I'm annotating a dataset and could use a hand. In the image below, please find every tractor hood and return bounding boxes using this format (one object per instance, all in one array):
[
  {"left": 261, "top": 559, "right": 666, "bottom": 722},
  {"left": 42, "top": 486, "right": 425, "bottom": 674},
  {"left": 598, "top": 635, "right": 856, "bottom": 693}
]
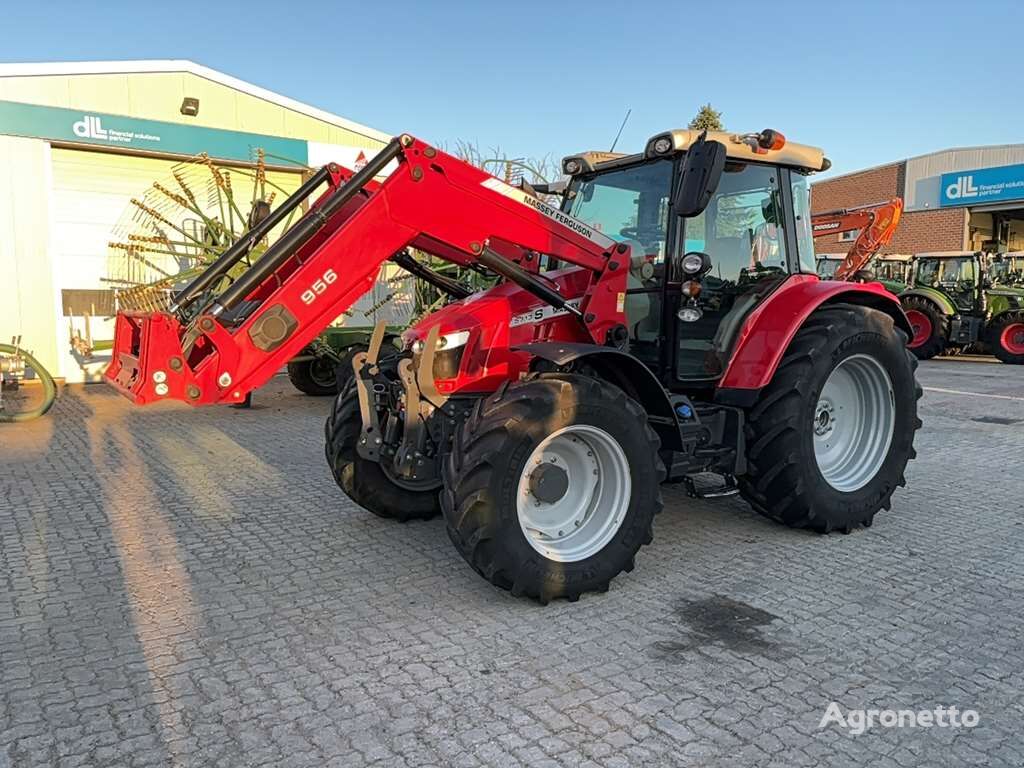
[
  {"left": 403, "top": 266, "right": 592, "bottom": 347},
  {"left": 400, "top": 266, "right": 595, "bottom": 392}
]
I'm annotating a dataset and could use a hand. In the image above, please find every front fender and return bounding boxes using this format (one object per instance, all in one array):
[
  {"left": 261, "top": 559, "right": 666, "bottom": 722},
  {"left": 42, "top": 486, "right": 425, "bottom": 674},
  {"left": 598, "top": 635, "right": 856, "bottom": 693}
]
[
  {"left": 515, "top": 341, "right": 682, "bottom": 448},
  {"left": 718, "top": 275, "right": 911, "bottom": 391},
  {"left": 900, "top": 286, "right": 958, "bottom": 316}
]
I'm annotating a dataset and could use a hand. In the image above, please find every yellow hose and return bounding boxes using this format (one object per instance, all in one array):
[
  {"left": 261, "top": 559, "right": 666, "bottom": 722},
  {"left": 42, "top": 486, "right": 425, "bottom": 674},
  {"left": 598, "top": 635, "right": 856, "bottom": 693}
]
[{"left": 0, "top": 343, "right": 56, "bottom": 422}]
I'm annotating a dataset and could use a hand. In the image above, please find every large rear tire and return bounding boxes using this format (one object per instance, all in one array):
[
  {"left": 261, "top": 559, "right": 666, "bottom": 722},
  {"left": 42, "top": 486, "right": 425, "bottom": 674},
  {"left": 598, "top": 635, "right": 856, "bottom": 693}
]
[
  {"left": 989, "top": 311, "right": 1024, "bottom": 365},
  {"left": 441, "top": 374, "right": 664, "bottom": 603},
  {"left": 324, "top": 380, "right": 441, "bottom": 521},
  {"left": 738, "top": 304, "right": 921, "bottom": 533},
  {"left": 901, "top": 296, "right": 948, "bottom": 360}
]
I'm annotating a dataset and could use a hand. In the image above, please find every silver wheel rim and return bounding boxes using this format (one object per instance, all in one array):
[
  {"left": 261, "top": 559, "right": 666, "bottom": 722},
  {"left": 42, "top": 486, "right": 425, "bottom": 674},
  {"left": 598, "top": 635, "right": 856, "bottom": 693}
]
[
  {"left": 813, "top": 354, "right": 896, "bottom": 492},
  {"left": 516, "top": 425, "right": 631, "bottom": 562}
]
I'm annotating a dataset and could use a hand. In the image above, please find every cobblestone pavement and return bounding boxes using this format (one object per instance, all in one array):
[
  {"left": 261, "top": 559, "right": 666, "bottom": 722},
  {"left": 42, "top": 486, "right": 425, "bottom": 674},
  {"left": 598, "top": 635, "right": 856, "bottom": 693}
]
[{"left": 2, "top": 358, "right": 1022, "bottom": 767}]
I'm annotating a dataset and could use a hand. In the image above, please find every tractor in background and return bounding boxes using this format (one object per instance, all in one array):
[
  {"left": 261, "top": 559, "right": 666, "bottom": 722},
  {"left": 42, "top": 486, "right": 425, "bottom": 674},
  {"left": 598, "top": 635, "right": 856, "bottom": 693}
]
[{"left": 903, "top": 251, "right": 1024, "bottom": 364}]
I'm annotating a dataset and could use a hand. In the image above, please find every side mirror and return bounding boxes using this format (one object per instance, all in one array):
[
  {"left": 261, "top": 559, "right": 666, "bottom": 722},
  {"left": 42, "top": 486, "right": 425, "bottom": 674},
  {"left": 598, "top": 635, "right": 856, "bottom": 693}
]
[
  {"left": 673, "top": 132, "right": 727, "bottom": 218},
  {"left": 530, "top": 180, "right": 568, "bottom": 196}
]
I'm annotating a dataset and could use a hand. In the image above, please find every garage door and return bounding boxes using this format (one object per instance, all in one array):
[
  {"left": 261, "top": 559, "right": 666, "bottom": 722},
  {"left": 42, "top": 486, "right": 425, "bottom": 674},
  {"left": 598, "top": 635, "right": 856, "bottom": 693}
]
[{"left": 49, "top": 148, "right": 302, "bottom": 383}]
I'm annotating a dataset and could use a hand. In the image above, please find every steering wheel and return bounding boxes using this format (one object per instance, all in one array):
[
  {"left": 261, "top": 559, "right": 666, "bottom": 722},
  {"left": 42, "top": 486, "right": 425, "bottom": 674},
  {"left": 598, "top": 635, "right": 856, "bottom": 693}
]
[{"left": 618, "top": 225, "right": 662, "bottom": 242}]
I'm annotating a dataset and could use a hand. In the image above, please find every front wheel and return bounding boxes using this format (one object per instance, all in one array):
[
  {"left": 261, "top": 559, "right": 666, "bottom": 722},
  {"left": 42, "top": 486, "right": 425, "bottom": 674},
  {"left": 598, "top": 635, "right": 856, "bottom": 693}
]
[
  {"left": 442, "top": 374, "right": 664, "bottom": 603},
  {"left": 901, "top": 296, "right": 948, "bottom": 360},
  {"left": 738, "top": 304, "right": 922, "bottom": 533},
  {"left": 989, "top": 311, "right": 1024, "bottom": 364},
  {"left": 324, "top": 381, "right": 441, "bottom": 521}
]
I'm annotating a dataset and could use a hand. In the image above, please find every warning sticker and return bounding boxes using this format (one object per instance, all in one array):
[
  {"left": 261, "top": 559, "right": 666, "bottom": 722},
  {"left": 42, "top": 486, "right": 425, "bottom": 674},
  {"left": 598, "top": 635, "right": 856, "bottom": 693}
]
[{"left": 480, "top": 177, "right": 617, "bottom": 250}]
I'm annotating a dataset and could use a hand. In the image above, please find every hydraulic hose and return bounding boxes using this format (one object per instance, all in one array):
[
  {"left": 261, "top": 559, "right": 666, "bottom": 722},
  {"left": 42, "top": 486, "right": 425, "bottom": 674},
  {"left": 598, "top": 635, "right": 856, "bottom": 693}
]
[{"left": 0, "top": 343, "right": 56, "bottom": 422}]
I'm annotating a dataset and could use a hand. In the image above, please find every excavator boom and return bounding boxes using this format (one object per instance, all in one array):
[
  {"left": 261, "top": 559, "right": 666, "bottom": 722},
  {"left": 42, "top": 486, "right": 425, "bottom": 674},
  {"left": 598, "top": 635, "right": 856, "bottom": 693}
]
[
  {"left": 811, "top": 198, "right": 903, "bottom": 281},
  {"left": 105, "top": 135, "right": 628, "bottom": 406}
]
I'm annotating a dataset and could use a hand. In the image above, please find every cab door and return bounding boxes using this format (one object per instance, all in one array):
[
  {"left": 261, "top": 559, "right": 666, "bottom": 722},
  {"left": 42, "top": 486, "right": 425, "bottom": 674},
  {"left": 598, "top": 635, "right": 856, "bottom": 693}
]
[{"left": 668, "top": 162, "right": 795, "bottom": 381}]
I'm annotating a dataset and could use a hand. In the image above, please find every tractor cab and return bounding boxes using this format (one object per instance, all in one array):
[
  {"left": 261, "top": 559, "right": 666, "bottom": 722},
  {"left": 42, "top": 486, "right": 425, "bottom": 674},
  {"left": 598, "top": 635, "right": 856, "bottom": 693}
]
[
  {"left": 990, "top": 252, "right": 1024, "bottom": 286},
  {"left": 910, "top": 251, "right": 984, "bottom": 313},
  {"left": 816, "top": 256, "right": 843, "bottom": 279},
  {"left": 560, "top": 129, "right": 824, "bottom": 383}
]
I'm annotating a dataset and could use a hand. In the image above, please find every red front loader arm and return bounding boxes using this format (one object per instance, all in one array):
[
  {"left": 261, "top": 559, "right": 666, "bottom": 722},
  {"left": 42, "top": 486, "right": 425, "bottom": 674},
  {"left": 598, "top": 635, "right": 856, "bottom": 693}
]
[
  {"left": 811, "top": 198, "right": 903, "bottom": 280},
  {"left": 105, "top": 135, "right": 629, "bottom": 406}
]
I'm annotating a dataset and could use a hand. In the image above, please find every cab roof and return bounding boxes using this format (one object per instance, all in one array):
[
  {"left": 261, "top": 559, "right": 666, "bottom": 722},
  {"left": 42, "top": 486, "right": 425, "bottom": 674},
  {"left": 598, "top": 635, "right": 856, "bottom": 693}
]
[{"left": 564, "top": 129, "right": 828, "bottom": 175}]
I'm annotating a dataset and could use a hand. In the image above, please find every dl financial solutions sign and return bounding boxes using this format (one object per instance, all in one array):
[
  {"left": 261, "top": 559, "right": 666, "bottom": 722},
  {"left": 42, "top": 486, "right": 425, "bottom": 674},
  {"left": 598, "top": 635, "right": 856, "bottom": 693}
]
[
  {"left": 941, "top": 163, "right": 1024, "bottom": 207},
  {"left": 0, "top": 100, "right": 308, "bottom": 166}
]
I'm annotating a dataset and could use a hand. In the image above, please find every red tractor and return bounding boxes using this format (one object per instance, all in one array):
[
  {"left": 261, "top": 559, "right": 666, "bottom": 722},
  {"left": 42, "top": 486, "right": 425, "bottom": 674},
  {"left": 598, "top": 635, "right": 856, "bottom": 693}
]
[{"left": 106, "top": 128, "right": 922, "bottom": 602}]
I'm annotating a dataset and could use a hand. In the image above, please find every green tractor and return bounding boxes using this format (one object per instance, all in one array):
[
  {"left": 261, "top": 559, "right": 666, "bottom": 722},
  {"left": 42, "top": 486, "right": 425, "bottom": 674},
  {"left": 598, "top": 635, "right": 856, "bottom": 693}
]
[
  {"left": 815, "top": 253, "right": 911, "bottom": 294},
  {"left": 901, "top": 251, "right": 1024, "bottom": 364}
]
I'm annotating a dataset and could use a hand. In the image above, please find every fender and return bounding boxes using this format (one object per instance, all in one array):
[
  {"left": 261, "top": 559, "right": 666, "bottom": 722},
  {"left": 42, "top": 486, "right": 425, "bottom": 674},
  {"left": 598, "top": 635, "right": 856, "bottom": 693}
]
[
  {"left": 718, "top": 274, "right": 911, "bottom": 393},
  {"left": 515, "top": 341, "right": 682, "bottom": 449},
  {"left": 899, "top": 286, "right": 958, "bottom": 316}
]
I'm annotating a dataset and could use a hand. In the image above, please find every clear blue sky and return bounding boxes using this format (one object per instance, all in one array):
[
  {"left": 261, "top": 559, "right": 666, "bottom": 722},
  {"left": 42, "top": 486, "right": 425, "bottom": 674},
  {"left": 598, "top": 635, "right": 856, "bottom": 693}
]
[{"left": 4, "top": 0, "right": 1022, "bottom": 177}]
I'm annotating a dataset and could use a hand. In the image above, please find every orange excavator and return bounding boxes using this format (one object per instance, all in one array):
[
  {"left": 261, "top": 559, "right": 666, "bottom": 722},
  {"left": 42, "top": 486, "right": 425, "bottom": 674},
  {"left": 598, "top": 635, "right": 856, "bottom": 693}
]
[{"left": 811, "top": 198, "right": 903, "bottom": 281}]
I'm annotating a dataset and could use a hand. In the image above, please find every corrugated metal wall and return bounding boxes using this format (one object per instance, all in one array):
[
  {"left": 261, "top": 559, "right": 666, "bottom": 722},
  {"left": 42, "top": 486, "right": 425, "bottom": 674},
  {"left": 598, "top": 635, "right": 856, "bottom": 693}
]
[{"left": 905, "top": 145, "right": 1024, "bottom": 211}]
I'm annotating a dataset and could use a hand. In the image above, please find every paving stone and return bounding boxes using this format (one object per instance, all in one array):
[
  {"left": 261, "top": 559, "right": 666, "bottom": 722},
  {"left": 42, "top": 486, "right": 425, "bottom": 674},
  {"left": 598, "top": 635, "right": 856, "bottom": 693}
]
[{"left": 1, "top": 361, "right": 1021, "bottom": 766}]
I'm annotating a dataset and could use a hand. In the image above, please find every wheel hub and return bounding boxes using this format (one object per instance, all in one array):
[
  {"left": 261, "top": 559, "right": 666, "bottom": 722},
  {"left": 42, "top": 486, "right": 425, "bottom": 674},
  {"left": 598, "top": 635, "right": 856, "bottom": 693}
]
[
  {"left": 516, "top": 425, "right": 631, "bottom": 561},
  {"left": 814, "top": 400, "right": 836, "bottom": 436},
  {"left": 528, "top": 461, "right": 570, "bottom": 504}
]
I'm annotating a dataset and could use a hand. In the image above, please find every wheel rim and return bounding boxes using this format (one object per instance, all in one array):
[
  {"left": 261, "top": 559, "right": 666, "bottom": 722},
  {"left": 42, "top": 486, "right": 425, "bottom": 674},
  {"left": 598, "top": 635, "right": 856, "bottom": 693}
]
[
  {"left": 1000, "top": 322, "right": 1024, "bottom": 355},
  {"left": 516, "top": 425, "right": 631, "bottom": 563},
  {"left": 813, "top": 354, "right": 896, "bottom": 493},
  {"left": 905, "top": 309, "right": 932, "bottom": 348},
  {"left": 309, "top": 358, "right": 338, "bottom": 388}
]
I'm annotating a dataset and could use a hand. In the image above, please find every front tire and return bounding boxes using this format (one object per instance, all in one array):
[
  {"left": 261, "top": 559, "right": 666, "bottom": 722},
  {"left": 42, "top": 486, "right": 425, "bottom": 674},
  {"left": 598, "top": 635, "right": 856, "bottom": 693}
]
[
  {"left": 738, "top": 304, "right": 922, "bottom": 533},
  {"left": 901, "top": 296, "right": 948, "bottom": 360},
  {"left": 442, "top": 374, "right": 663, "bottom": 603},
  {"left": 989, "top": 311, "right": 1024, "bottom": 364},
  {"left": 324, "top": 381, "right": 441, "bottom": 521}
]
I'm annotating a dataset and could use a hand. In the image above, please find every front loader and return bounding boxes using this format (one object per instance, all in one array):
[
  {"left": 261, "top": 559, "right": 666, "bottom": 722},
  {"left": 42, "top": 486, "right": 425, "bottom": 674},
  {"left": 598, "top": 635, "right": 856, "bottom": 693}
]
[{"left": 106, "top": 128, "right": 921, "bottom": 602}]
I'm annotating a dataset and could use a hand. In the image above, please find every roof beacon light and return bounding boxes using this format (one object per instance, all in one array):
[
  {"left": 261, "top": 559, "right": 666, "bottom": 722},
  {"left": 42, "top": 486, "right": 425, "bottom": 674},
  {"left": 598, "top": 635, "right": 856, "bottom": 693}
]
[
  {"left": 758, "top": 129, "right": 786, "bottom": 151},
  {"left": 735, "top": 129, "right": 786, "bottom": 155}
]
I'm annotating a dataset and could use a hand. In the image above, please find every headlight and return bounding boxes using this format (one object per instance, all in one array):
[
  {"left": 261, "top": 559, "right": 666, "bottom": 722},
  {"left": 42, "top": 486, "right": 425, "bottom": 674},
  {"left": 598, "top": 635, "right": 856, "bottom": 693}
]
[
  {"left": 653, "top": 137, "right": 673, "bottom": 154},
  {"left": 563, "top": 158, "right": 582, "bottom": 175},
  {"left": 677, "top": 306, "right": 703, "bottom": 323},
  {"left": 681, "top": 252, "right": 705, "bottom": 274},
  {"left": 412, "top": 330, "right": 470, "bottom": 354}
]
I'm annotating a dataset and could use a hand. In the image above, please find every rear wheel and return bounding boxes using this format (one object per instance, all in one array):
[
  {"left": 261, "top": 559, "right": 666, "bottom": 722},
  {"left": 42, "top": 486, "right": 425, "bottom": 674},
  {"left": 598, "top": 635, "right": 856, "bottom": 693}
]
[
  {"left": 901, "top": 296, "right": 948, "bottom": 360},
  {"left": 442, "top": 374, "right": 663, "bottom": 603},
  {"left": 738, "top": 304, "right": 921, "bottom": 533},
  {"left": 989, "top": 311, "right": 1024, "bottom": 364},
  {"left": 288, "top": 347, "right": 339, "bottom": 396},
  {"left": 324, "top": 380, "right": 441, "bottom": 521}
]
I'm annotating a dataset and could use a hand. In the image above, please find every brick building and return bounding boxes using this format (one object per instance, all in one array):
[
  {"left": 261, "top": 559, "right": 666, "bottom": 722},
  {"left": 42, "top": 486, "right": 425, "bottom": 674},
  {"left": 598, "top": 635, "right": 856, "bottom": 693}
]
[{"left": 812, "top": 145, "right": 1024, "bottom": 256}]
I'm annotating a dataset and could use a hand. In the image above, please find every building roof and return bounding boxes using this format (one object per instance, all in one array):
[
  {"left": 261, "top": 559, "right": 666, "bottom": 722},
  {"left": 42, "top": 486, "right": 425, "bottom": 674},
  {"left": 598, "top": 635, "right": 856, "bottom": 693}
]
[
  {"left": 0, "top": 59, "right": 391, "bottom": 144},
  {"left": 816, "top": 143, "right": 1024, "bottom": 185}
]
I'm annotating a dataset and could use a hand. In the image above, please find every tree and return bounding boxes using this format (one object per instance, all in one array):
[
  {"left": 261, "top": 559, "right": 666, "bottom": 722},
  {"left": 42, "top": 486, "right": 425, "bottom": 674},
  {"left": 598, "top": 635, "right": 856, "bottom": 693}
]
[{"left": 688, "top": 104, "right": 724, "bottom": 131}]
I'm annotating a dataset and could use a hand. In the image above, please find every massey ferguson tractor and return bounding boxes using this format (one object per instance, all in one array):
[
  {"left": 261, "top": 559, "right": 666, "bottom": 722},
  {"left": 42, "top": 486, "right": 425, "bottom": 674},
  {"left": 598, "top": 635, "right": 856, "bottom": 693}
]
[{"left": 105, "top": 128, "right": 922, "bottom": 602}]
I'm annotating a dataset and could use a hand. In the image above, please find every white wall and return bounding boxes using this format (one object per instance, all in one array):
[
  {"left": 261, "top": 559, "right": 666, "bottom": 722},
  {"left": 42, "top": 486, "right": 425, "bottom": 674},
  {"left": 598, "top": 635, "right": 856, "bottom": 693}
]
[{"left": 0, "top": 136, "right": 59, "bottom": 376}]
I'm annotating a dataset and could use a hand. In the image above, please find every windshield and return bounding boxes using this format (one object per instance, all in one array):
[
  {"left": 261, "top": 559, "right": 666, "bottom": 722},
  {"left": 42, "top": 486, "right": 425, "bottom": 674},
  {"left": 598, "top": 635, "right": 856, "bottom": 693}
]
[
  {"left": 991, "top": 257, "right": 1024, "bottom": 285},
  {"left": 917, "top": 257, "right": 975, "bottom": 287},
  {"left": 565, "top": 159, "right": 674, "bottom": 270}
]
